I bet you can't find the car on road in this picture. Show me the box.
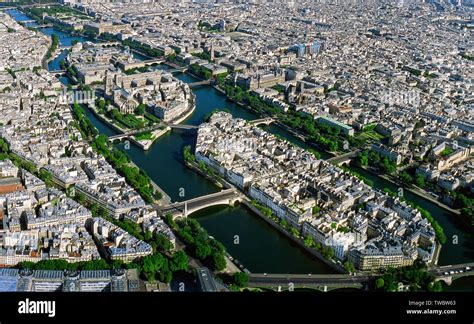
[429,192,439,199]
[466,267,471,271]
[444,272,449,275]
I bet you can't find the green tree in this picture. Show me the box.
[233,272,249,288]
[343,261,355,274]
[304,235,314,248]
[415,175,426,188]
[375,278,385,289]
[98,207,109,218]
[144,230,153,242]
[195,241,212,259]
[170,250,189,272]
[135,104,146,115]
[290,227,300,237]
[17,261,35,269]
[89,203,99,216]
[142,253,166,279]
[76,192,86,204]
[159,268,173,284]
[0,139,10,153]
[82,259,110,271]
[312,205,321,215]
[183,145,196,163]
[155,234,173,252]
[96,98,106,111]
[165,214,177,229]
[322,246,334,259]
[400,171,413,184]
[428,281,443,292]
[209,250,226,271]
[111,260,125,270]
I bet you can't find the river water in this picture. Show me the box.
[78,70,335,274]
[7,9,474,288]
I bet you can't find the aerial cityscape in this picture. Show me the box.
[0,0,472,301]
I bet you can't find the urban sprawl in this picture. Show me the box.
[0,0,472,292]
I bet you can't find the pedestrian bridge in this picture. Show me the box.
[158,189,241,219]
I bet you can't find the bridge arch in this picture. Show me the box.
[178,197,241,218]
[162,191,242,220]
[249,282,364,292]
[191,197,240,212]
[435,277,452,286]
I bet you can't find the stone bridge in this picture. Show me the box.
[326,149,361,166]
[157,189,241,219]
[169,124,198,130]
[188,80,211,88]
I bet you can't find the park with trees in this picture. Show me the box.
[356,149,398,174]
[166,216,227,272]
[373,260,443,292]
[45,34,59,60]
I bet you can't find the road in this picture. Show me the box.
[429,263,474,277]
[248,273,371,286]
[248,262,474,289]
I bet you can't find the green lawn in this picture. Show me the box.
[134,132,154,141]
[144,112,161,123]
[355,129,386,142]
[113,113,146,130]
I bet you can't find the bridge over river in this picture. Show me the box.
[108,123,198,142]
[249,117,276,126]
[248,262,474,291]
[156,189,241,219]
[326,149,361,166]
